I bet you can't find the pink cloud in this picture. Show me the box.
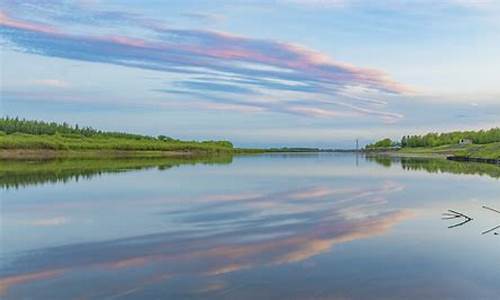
[0,11,59,34]
[1,8,410,121]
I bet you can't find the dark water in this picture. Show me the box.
[1,154,499,299]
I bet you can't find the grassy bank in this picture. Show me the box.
[0,118,319,159]
[398,142,500,160]
[0,148,219,160]
[365,127,500,163]
[364,143,500,164]
[0,132,233,152]
[0,117,237,159]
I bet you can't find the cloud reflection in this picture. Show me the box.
[0,182,410,298]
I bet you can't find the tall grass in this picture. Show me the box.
[0,132,234,152]
[0,117,234,152]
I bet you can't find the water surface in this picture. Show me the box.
[1,154,499,299]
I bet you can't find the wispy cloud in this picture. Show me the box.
[283,0,347,8]
[0,4,410,122]
[25,216,69,226]
[31,79,70,88]
[182,12,226,24]
[284,0,499,9]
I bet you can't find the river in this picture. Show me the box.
[1,153,499,299]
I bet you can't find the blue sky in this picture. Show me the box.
[1,0,499,147]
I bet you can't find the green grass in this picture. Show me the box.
[450,142,500,159]
[399,142,500,160]
[0,132,234,153]
[0,132,315,159]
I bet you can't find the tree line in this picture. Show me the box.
[0,116,155,139]
[366,128,500,149]
[365,138,398,149]
[0,116,233,148]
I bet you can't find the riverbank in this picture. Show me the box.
[364,142,500,165]
[0,149,228,160]
[0,148,318,160]
[0,133,319,160]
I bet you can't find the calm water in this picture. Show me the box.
[1,154,500,299]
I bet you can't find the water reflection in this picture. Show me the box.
[0,155,232,189]
[366,155,500,179]
[0,181,411,298]
[1,153,499,299]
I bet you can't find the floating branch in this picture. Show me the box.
[482,206,500,236]
[443,213,460,217]
[448,209,473,220]
[448,218,473,229]
[444,209,473,229]
[482,224,500,235]
[441,212,462,220]
[483,206,500,214]
[443,207,500,235]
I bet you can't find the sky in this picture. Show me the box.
[1,0,499,148]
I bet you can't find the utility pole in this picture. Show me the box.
[355,138,359,167]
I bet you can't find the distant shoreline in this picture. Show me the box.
[0,149,226,160]
[362,148,500,166]
[2,148,498,166]
[1,118,498,165]
[0,148,353,160]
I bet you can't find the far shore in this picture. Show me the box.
[361,149,449,159]
[362,148,500,165]
[3,118,497,164]
[2,148,499,167]
[0,149,217,160]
